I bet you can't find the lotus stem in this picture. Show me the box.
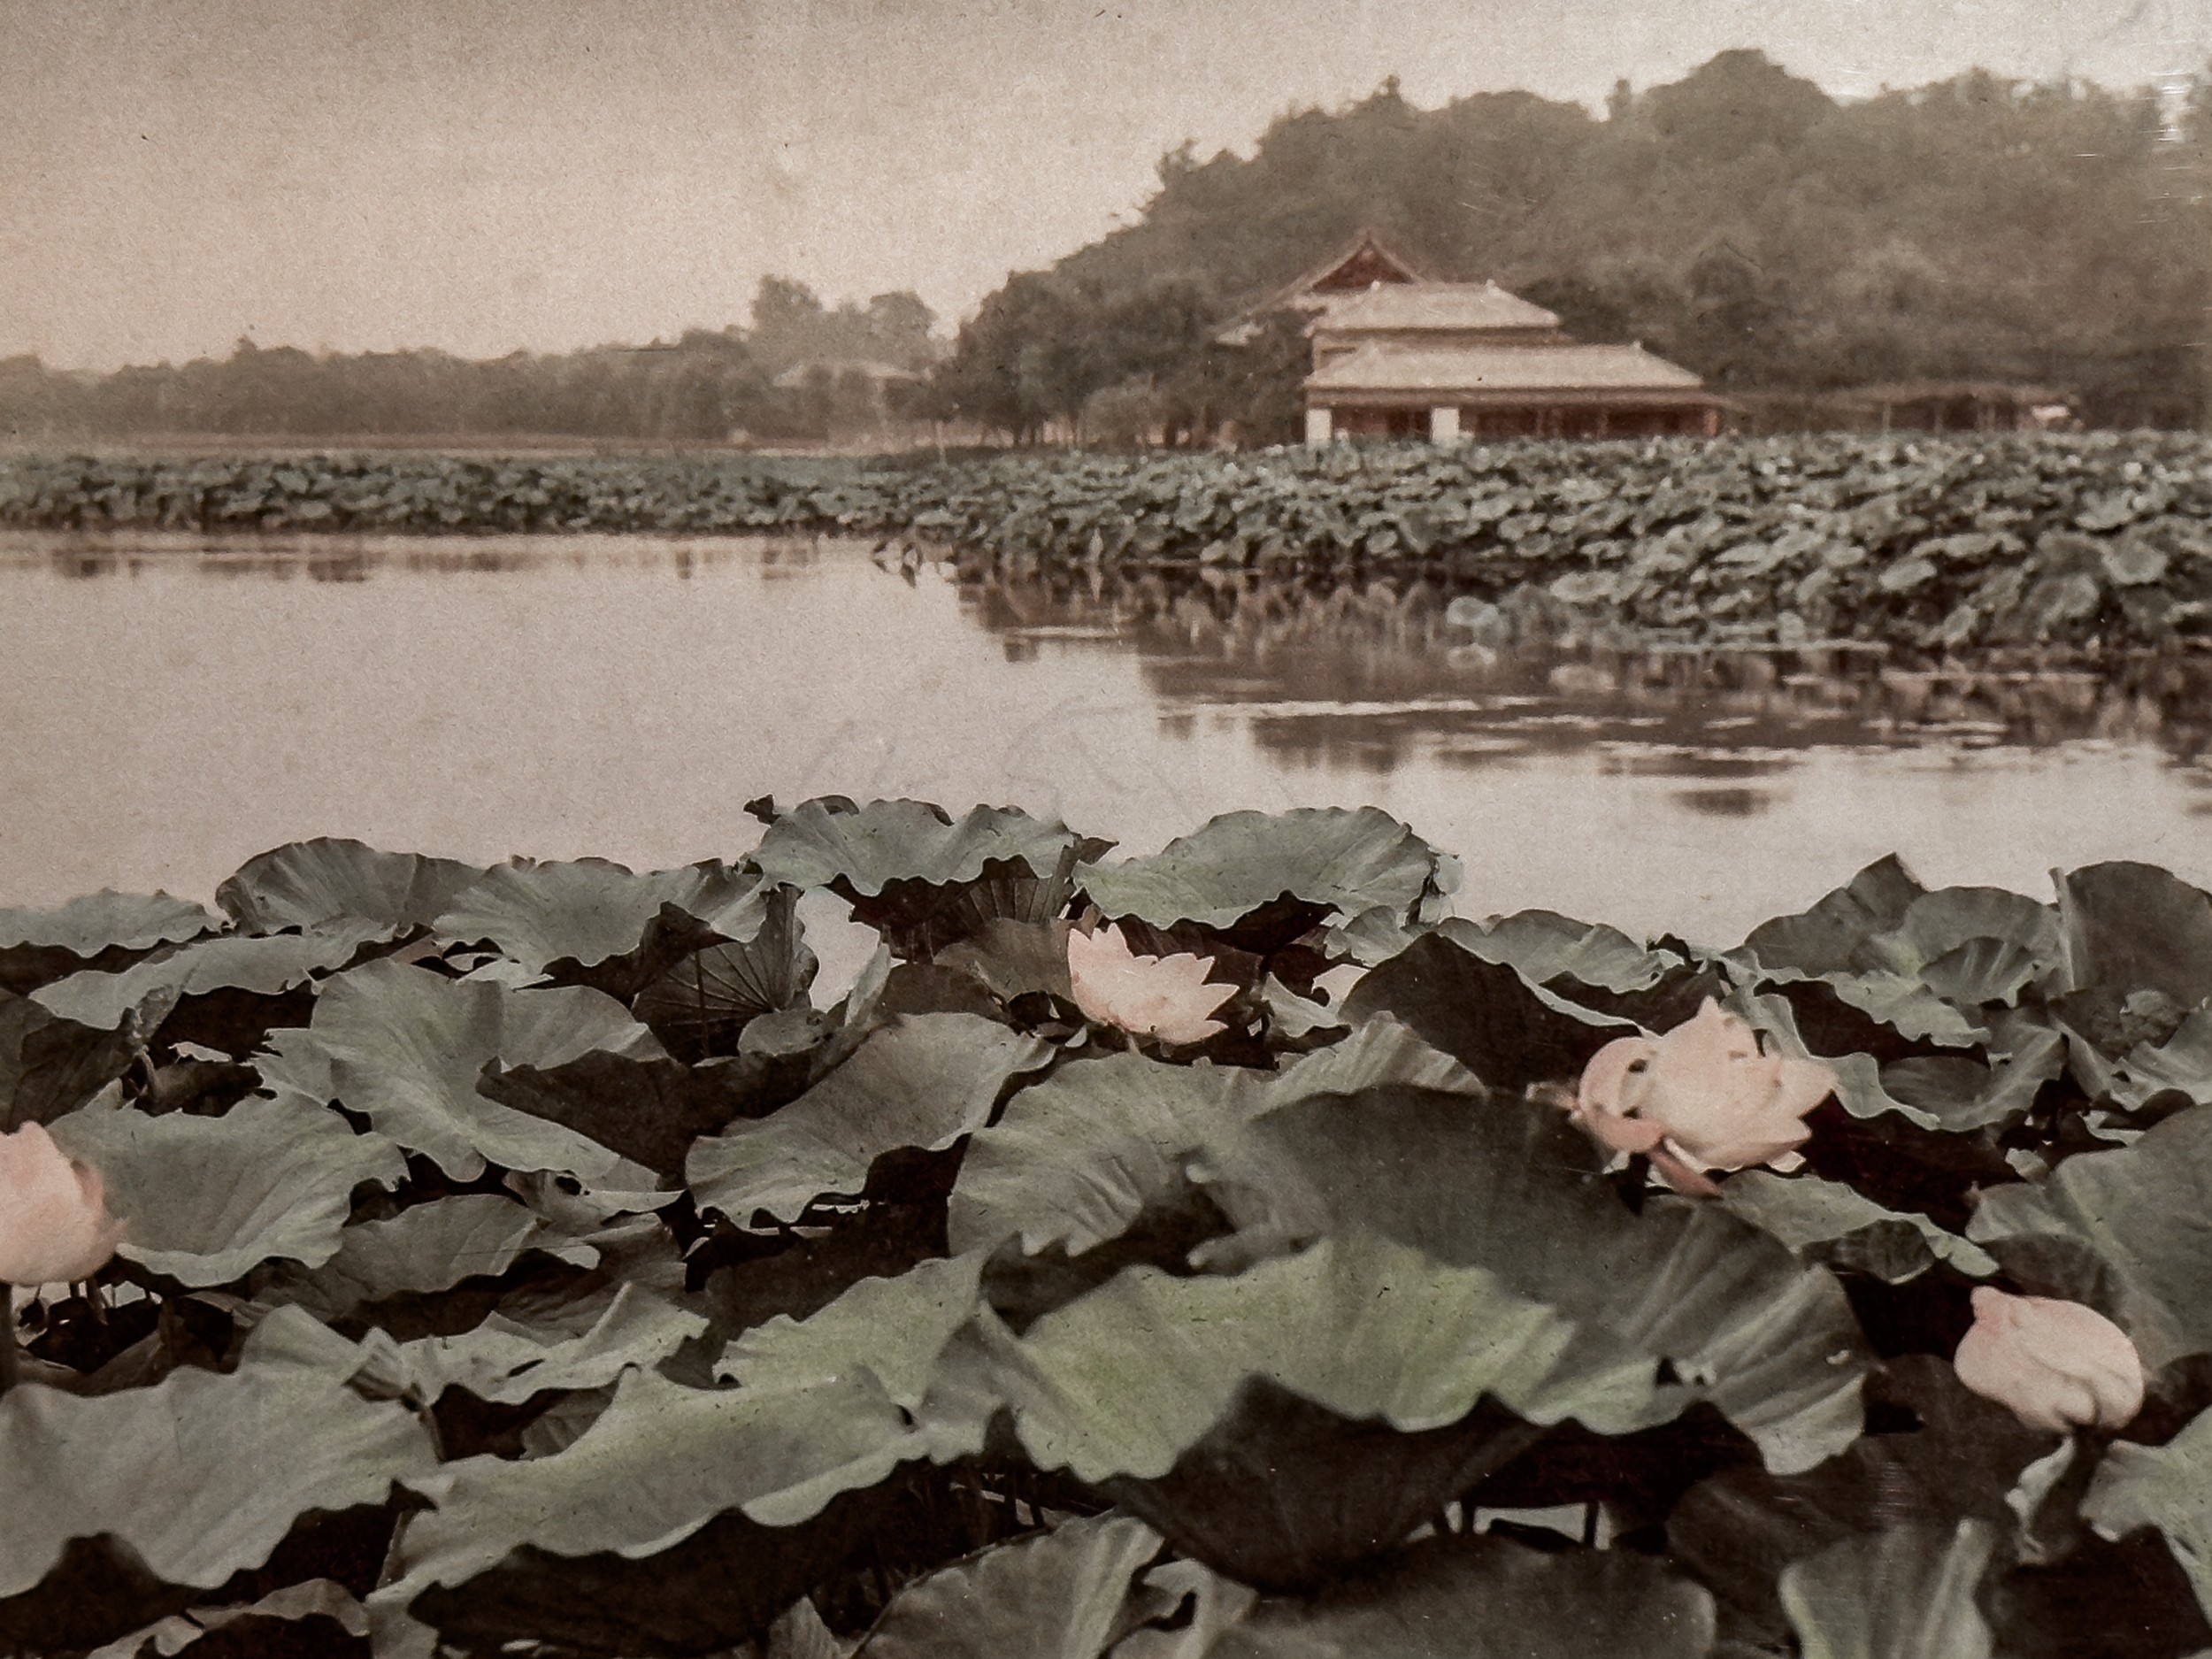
[0,1297,19,1395]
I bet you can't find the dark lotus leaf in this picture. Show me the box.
[931,918,1076,1006]
[431,857,766,977]
[1969,1103,2212,1371]
[1721,1171,1998,1283]
[2114,1008,2212,1111]
[0,989,140,1130]
[1779,1519,1997,1659]
[1340,933,1633,1093]
[1740,855,1925,978]
[261,1194,594,1317]
[631,887,816,1059]
[1207,1087,1870,1473]
[479,1052,760,1179]
[0,1309,436,1606]
[0,1534,199,1656]
[1669,1356,2057,1650]
[1208,1532,1716,1659]
[0,891,219,957]
[1986,1531,2212,1659]
[856,1511,1166,1659]
[1104,1381,1548,1591]
[88,1580,371,1659]
[849,850,1097,961]
[2057,862,2212,1013]
[403,1486,877,1659]
[750,798,1087,898]
[48,1093,409,1286]
[1077,807,1454,933]
[701,1202,946,1346]
[216,838,483,935]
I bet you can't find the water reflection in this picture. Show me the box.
[3,530,2208,940]
[958,567,2212,788]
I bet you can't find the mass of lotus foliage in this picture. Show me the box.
[7,433,2212,657]
[4,800,2212,1657]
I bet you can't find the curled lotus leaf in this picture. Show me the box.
[432,857,767,974]
[217,838,483,935]
[33,926,382,1032]
[0,892,219,957]
[1077,807,1456,932]
[749,798,1084,896]
[49,1091,408,1286]
[1439,910,1678,994]
[255,957,666,1181]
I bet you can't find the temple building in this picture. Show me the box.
[1262,232,1723,443]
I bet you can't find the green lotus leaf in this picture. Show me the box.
[1730,987,1943,1129]
[1967,1103,2212,1370]
[2057,862,2212,1011]
[629,885,816,1057]
[33,926,381,1031]
[1202,1087,1870,1473]
[376,1363,985,1622]
[1723,1171,1998,1283]
[255,957,666,1180]
[1206,1532,1716,1659]
[1439,910,1678,994]
[0,990,141,1130]
[0,1305,437,1598]
[1741,856,1925,979]
[949,1017,1477,1260]
[1779,1519,1996,1659]
[1876,887,2062,979]
[687,1013,1052,1224]
[432,856,767,973]
[0,891,218,956]
[750,798,1083,895]
[265,1193,597,1315]
[2082,1403,2212,1622]
[716,1252,986,1409]
[217,838,483,934]
[1077,807,1455,931]
[1876,1027,2065,1133]
[475,1050,762,1181]
[968,1232,1660,1486]
[856,1512,1166,1659]
[2114,1008,2212,1110]
[48,1092,407,1286]
[359,1280,708,1407]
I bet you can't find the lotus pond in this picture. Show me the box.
[4,802,2212,1659]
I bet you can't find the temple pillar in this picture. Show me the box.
[1305,406,1333,445]
[1429,406,1461,443]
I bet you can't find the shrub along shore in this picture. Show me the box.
[5,434,2212,659]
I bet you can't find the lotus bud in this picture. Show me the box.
[1067,924,1235,1047]
[1572,998,1837,1194]
[0,1122,126,1286]
[1953,1286,2145,1432]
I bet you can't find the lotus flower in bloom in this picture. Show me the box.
[1954,1286,2145,1432]
[1067,924,1235,1046]
[1572,998,1838,1194]
[0,1122,125,1286]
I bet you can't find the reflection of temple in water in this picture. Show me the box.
[960,568,2212,787]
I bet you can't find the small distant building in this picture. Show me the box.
[770,357,925,395]
[1238,228,1722,443]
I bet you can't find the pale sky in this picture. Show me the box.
[4,0,2207,370]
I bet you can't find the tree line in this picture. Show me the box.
[0,280,939,445]
[932,51,2212,443]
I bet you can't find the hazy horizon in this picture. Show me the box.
[7,0,2208,373]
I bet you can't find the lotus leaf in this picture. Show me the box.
[0,1305,437,1597]
[255,957,665,1180]
[48,1091,407,1286]
[0,892,218,956]
[432,856,766,973]
[217,838,483,934]
[1723,1170,1998,1282]
[34,926,380,1031]
[687,1012,1051,1224]
[751,798,1082,895]
[1779,1519,1996,1659]
[2082,1404,2212,1621]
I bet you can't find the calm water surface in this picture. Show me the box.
[3,532,2207,943]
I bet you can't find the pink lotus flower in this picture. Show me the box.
[1067,924,1235,1047]
[0,1122,125,1286]
[1572,998,1837,1195]
[1954,1286,2145,1432]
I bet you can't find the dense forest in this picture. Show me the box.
[936,51,2212,443]
[4,51,2207,449]
[0,280,940,446]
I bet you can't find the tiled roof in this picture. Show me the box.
[1307,342,1708,395]
[1314,282,1562,334]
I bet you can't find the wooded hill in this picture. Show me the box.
[931,51,2212,444]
